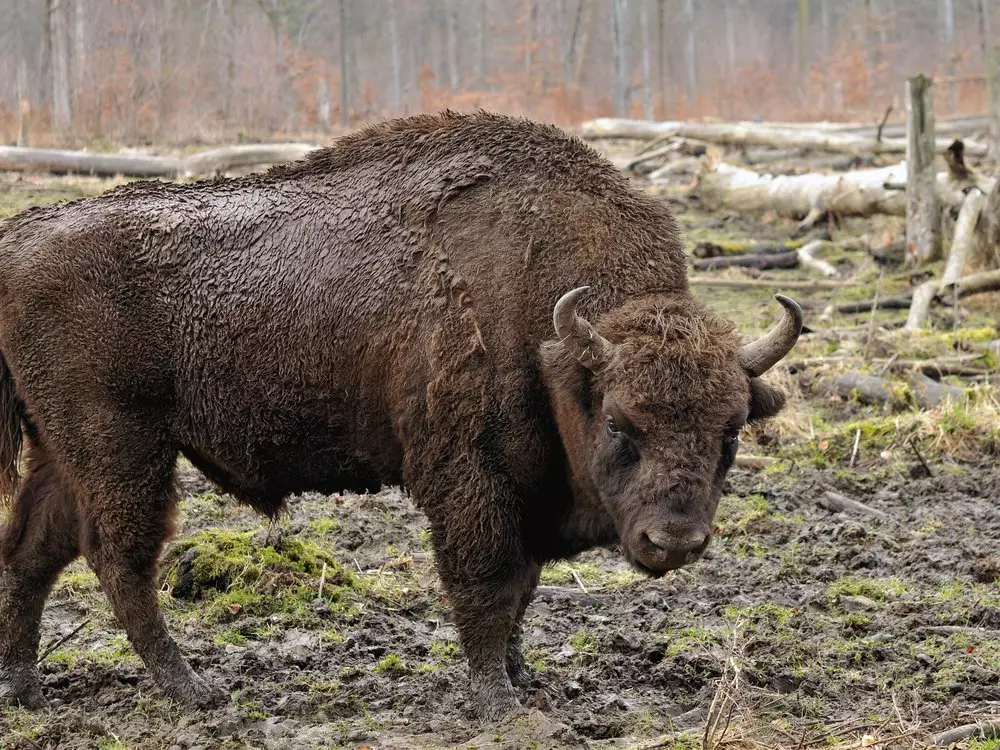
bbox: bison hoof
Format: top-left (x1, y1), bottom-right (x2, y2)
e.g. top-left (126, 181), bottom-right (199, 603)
top-left (155, 666), bottom-right (224, 708)
top-left (506, 655), bottom-right (531, 688)
top-left (0, 666), bottom-right (47, 710)
top-left (470, 674), bottom-right (521, 722)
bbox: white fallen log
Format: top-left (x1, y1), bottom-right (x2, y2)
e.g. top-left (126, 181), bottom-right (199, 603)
top-left (580, 118), bottom-right (989, 157)
top-left (905, 188), bottom-right (987, 330)
top-left (694, 161), bottom-right (994, 229)
top-left (797, 239), bottom-right (839, 277)
top-left (178, 144), bottom-right (317, 177)
top-left (0, 143), bottom-right (318, 179)
top-left (0, 146), bottom-right (178, 177)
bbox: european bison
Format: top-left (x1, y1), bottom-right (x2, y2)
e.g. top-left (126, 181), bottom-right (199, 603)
top-left (0, 111), bottom-right (801, 719)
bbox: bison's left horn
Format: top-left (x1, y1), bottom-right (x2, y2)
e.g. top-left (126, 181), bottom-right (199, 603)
top-left (553, 286), bottom-right (615, 370)
top-left (739, 294), bottom-right (803, 377)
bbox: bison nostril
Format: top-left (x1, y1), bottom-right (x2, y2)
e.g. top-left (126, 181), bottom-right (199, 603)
top-left (689, 533), bottom-right (711, 555)
top-left (643, 530), bottom-right (671, 552)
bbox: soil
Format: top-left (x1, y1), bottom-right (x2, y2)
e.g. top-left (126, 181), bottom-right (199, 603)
top-left (3, 457), bottom-right (1000, 750)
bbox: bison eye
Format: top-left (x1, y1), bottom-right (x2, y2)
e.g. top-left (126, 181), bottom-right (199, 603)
top-left (605, 416), bottom-right (621, 437)
top-left (724, 433), bottom-right (739, 447)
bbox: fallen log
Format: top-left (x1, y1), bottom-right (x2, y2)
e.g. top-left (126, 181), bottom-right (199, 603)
top-left (691, 250), bottom-right (798, 271)
top-left (688, 276), bottom-right (853, 290)
top-left (0, 146), bottom-right (177, 177)
top-left (823, 372), bottom-right (966, 410)
top-left (580, 118), bottom-right (989, 157)
top-left (830, 295), bottom-right (914, 314)
top-left (929, 722), bottom-right (1000, 748)
top-left (909, 373), bottom-right (966, 406)
top-left (0, 143), bottom-right (318, 178)
top-left (687, 276), bottom-right (853, 290)
top-left (177, 144), bottom-right (316, 177)
top-left (691, 239), bottom-right (807, 257)
top-left (695, 161), bottom-right (992, 229)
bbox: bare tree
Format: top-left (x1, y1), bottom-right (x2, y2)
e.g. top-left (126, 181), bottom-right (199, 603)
top-left (684, 0), bottom-right (696, 105)
top-left (611, 0), bottom-right (629, 117)
top-left (640, 0), bottom-right (653, 120)
top-left (47, 0), bottom-right (71, 132)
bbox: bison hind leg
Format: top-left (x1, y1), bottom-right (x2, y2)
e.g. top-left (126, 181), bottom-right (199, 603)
top-left (0, 443), bottom-right (81, 708)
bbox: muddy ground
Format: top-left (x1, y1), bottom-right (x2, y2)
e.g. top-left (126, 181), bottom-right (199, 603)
top-left (1, 165), bottom-right (1000, 750)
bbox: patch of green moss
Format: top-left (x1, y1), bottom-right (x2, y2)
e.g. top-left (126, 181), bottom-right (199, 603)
top-left (374, 652), bottom-right (409, 674)
top-left (716, 493), bottom-right (770, 536)
top-left (826, 575), bottom-right (906, 605)
top-left (162, 529), bottom-right (361, 625)
top-left (539, 560), bottom-right (641, 588)
top-left (568, 630), bottom-right (598, 655)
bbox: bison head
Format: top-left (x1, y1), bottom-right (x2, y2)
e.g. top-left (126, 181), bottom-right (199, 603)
top-left (545, 287), bottom-right (801, 576)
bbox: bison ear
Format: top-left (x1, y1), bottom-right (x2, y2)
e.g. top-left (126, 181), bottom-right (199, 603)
top-left (748, 378), bottom-right (786, 423)
top-left (552, 287), bottom-right (615, 371)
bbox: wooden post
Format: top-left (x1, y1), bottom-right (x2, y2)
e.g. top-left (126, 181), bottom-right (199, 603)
top-left (906, 75), bottom-right (942, 265)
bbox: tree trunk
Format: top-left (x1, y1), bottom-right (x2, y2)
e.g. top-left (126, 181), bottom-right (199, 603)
top-left (573, 0), bottom-right (595, 87)
top-left (388, 0), bottom-right (402, 111)
top-left (797, 0), bottom-right (810, 83)
top-left (941, 0), bottom-right (957, 112)
top-left (563, 0), bottom-right (584, 83)
top-left (446, 0), bottom-right (459, 91)
top-left (48, 0), bottom-right (72, 133)
top-left (657, 0), bottom-right (670, 114)
top-left (982, 0), bottom-right (1000, 161)
top-left (724, 0), bottom-right (737, 76)
top-left (611, 0), bottom-right (629, 117)
top-left (640, 0), bottom-right (653, 120)
top-left (906, 75), bottom-right (942, 265)
top-left (339, 0), bottom-right (350, 126)
top-left (684, 0), bottom-right (696, 105)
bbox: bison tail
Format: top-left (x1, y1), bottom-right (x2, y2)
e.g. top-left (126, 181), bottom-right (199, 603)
top-left (0, 354), bottom-right (23, 505)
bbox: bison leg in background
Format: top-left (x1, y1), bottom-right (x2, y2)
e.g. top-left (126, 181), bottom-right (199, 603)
top-left (506, 564), bottom-right (540, 688)
top-left (0, 447), bottom-right (81, 708)
top-left (56, 409), bottom-right (221, 708)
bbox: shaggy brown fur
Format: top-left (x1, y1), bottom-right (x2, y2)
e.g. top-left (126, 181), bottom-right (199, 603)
top-left (0, 111), bottom-right (794, 719)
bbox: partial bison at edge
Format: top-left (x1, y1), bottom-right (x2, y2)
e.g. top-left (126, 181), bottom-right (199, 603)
top-left (0, 111), bottom-right (801, 720)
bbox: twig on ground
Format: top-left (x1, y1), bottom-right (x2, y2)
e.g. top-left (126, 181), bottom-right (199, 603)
top-left (38, 618), bottom-right (92, 663)
top-left (908, 438), bottom-right (934, 478)
top-left (318, 561), bottom-right (328, 599)
top-left (850, 428), bottom-right (862, 468)
top-left (818, 491), bottom-right (891, 523)
top-left (571, 569), bottom-right (589, 595)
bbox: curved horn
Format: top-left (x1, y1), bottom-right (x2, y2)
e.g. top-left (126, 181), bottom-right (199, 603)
top-left (739, 294), bottom-right (803, 377)
top-left (553, 286), bottom-right (615, 370)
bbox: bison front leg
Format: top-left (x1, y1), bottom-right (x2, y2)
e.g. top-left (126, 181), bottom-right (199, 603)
top-left (429, 502), bottom-right (535, 720)
top-left (446, 575), bottom-right (532, 721)
top-left (505, 564), bottom-right (539, 688)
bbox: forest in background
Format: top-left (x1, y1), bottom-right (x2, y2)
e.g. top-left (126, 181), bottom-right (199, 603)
top-left (2, 0), bottom-right (1000, 147)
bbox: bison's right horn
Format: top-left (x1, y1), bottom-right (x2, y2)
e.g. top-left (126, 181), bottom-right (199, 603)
top-left (738, 294), bottom-right (803, 377)
top-left (553, 286), bottom-right (615, 371)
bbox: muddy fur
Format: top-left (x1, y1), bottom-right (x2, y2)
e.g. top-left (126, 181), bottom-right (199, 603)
top-left (0, 111), bottom-right (792, 718)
